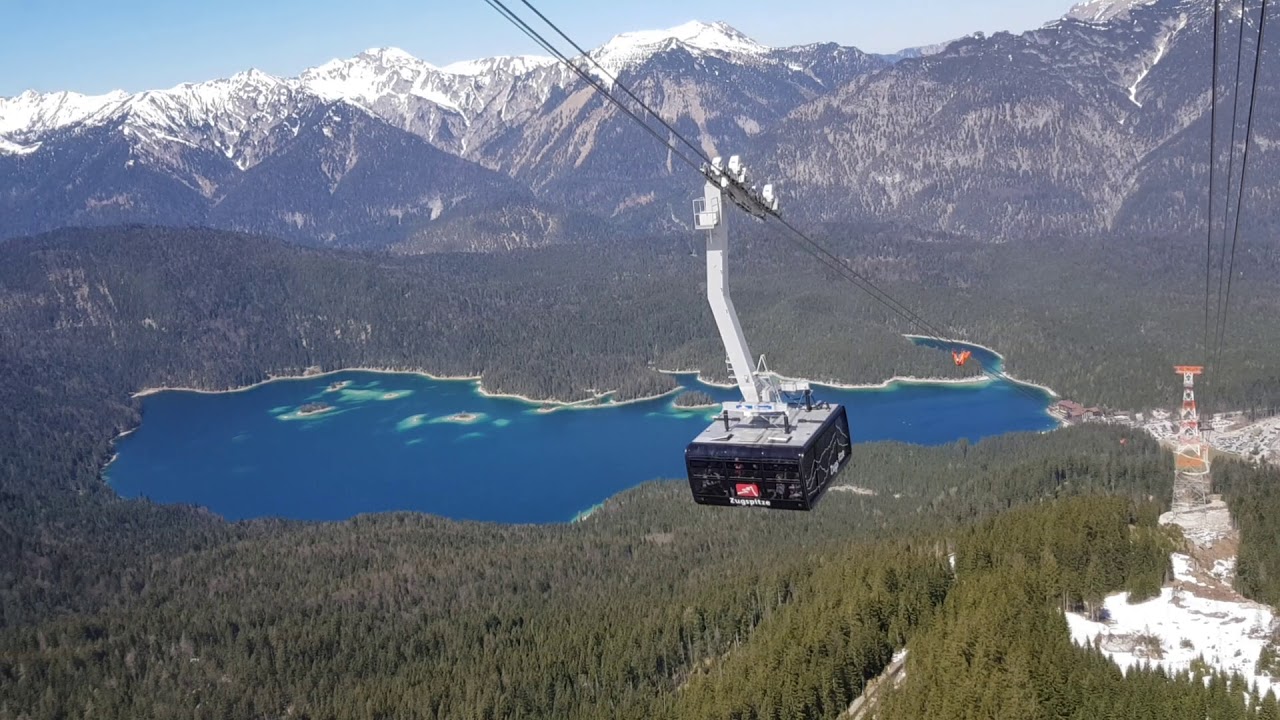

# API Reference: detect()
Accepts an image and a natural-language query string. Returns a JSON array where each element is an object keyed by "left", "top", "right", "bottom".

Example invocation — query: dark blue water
[{"left": 106, "top": 340, "right": 1057, "bottom": 523}]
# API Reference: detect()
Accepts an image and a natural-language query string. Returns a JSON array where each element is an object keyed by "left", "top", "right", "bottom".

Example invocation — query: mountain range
[{"left": 1, "top": 0, "right": 1276, "bottom": 251}]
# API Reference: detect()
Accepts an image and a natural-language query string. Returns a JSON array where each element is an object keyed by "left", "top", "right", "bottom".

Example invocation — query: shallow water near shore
[{"left": 106, "top": 342, "right": 1056, "bottom": 523}]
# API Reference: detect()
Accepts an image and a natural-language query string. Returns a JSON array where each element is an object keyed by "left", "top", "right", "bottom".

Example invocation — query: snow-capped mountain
[
  {"left": 2, "top": 6, "right": 1278, "bottom": 247},
  {"left": 1067, "top": 0, "right": 1161, "bottom": 23},
  {"left": 451, "top": 20, "right": 885, "bottom": 222},
  {"left": 0, "top": 20, "right": 884, "bottom": 246},
  {"left": 761, "top": 0, "right": 1280, "bottom": 239},
  {"left": 588, "top": 20, "right": 769, "bottom": 76},
  {"left": 0, "top": 89, "right": 128, "bottom": 152}
]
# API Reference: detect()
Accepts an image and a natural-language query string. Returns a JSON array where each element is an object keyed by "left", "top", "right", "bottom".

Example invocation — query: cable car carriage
[{"left": 686, "top": 388, "right": 851, "bottom": 511}]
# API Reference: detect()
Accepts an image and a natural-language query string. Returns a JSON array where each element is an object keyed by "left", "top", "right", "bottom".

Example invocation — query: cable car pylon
[{"left": 1171, "top": 365, "right": 1211, "bottom": 510}]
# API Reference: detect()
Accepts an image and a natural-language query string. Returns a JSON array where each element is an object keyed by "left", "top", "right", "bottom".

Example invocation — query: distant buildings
[
  {"left": 1050, "top": 400, "right": 1103, "bottom": 424},
  {"left": 1047, "top": 401, "right": 1277, "bottom": 466}
]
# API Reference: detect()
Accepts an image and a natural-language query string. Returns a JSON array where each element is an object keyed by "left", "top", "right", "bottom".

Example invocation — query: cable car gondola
[{"left": 686, "top": 397, "right": 851, "bottom": 511}]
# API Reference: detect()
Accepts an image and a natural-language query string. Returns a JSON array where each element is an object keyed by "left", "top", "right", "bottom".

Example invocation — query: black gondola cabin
[{"left": 685, "top": 402, "right": 851, "bottom": 511}]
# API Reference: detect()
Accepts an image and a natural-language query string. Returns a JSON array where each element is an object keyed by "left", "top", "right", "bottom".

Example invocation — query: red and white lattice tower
[
  {"left": 1174, "top": 366, "right": 1204, "bottom": 451},
  {"left": 1172, "top": 365, "right": 1210, "bottom": 505}
]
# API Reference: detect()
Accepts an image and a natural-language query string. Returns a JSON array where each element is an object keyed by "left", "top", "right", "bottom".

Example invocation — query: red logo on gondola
[{"left": 735, "top": 483, "right": 760, "bottom": 498}]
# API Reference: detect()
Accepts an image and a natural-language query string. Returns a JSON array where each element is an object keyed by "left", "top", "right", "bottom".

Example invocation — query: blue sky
[{"left": 2, "top": 0, "right": 1076, "bottom": 96}]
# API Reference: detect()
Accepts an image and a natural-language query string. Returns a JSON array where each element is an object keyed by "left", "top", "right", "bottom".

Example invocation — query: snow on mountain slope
[
  {"left": 300, "top": 47, "right": 455, "bottom": 111},
  {"left": 0, "top": 89, "right": 127, "bottom": 147},
  {"left": 1067, "top": 0, "right": 1161, "bottom": 23},
  {"left": 113, "top": 70, "right": 310, "bottom": 172},
  {"left": 590, "top": 20, "right": 769, "bottom": 75},
  {"left": 0, "top": 136, "right": 40, "bottom": 155},
  {"left": 294, "top": 46, "right": 568, "bottom": 152},
  {"left": 0, "top": 71, "right": 310, "bottom": 172},
  {"left": 442, "top": 55, "right": 555, "bottom": 77}
]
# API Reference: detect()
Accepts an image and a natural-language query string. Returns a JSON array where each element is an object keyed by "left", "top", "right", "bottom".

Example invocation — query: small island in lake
[
  {"left": 673, "top": 390, "right": 718, "bottom": 409},
  {"left": 297, "top": 402, "right": 333, "bottom": 416},
  {"left": 430, "top": 412, "right": 486, "bottom": 425},
  {"left": 325, "top": 380, "right": 351, "bottom": 393}
]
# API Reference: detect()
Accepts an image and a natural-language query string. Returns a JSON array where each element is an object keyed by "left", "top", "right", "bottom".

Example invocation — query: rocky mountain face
[
  {"left": 0, "top": 21, "right": 884, "bottom": 249},
  {"left": 1, "top": 5, "right": 1275, "bottom": 249},
  {"left": 763, "top": 0, "right": 1278, "bottom": 240},
  {"left": 0, "top": 89, "right": 550, "bottom": 251}
]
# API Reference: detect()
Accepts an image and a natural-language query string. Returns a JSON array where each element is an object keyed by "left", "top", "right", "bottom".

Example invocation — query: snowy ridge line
[
  {"left": 0, "top": 20, "right": 776, "bottom": 152},
  {"left": 1066, "top": 0, "right": 1161, "bottom": 23},
  {"left": 441, "top": 55, "right": 557, "bottom": 76},
  {"left": 588, "top": 20, "right": 769, "bottom": 76}
]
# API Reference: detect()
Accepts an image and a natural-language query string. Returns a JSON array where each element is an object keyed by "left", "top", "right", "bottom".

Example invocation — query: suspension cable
[
  {"left": 1203, "top": 0, "right": 1223, "bottom": 373},
  {"left": 514, "top": 0, "right": 718, "bottom": 168},
  {"left": 480, "top": 0, "right": 709, "bottom": 179},
  {"left": 1205, "top": 0, "right": 1254, "bottom": 420},
  {"left": 1212, "top": 0, "right": 1270, "bottom": 396}
]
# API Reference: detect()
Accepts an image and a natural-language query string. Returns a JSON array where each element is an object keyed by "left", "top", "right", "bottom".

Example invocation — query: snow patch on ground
[
  {"left": 845, "top": 648, "right": 908, "bottom": 719},
  {"left": 0, "top": 135, "right": 39, "bottom": 155},
  {"left": 829, "top": 485, "right": 877, "bottom": 495},
  {"left": 1127, "top": 14, "right": 1187, "bottom": 107},
  {"left": 1160, "top": 498, "right": 1234, "bottom": 547},
  {"left": 1212, "top": 557, "right": 1238, "bottom": 584},
  {"left": 1066, "top": 553, "right": 1279, "bottom": 695}
]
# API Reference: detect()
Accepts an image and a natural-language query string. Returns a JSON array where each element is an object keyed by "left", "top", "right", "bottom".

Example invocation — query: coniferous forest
[{"left": 2, "top": 226, "right": 1280, "bottom": 718}]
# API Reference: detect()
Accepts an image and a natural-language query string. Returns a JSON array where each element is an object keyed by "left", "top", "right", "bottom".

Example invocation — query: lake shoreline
[
  {"left": 903, "top": 333, "right": 1006, "bottom": 360},
  {"left": 134, "top": 367, "right": 682, "bottom": 411},
  {"left": 474, "top": 383, "right": 681, "bottom": 411},
  {"left": 132, "top": 332, "right": 1057, "bottom": 409},
  {"left": 657, "top": 369, "right": 736, "bottom": 389},
  {"left": 133, "top": 367, "right": 482, "bottom": 399},
  {"left": 902, "top": 334, "right": 1060, "bottom": 399},
  {"left": 111, "top": 352, "right": 1062, "bottom": 525}
]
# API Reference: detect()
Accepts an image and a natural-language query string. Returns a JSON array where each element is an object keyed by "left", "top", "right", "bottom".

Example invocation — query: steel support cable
[
  {"left": 515, "top": 0, "right": 719, "bottom": 169},
  {"left": 1204, "top": 0, "right": 1224, "bottom": 373},
  {"left": 1208, "top": 0, "right": 1253, "bottom": 398},
  {"left": 769, "top": 215, "right": 1050, "bottom": 404},
  {"left": 508, "top": 0, "right": 787, "bottom": 220},
  {"left": 481, "top": 0, "right": 709, "bottom": 179},
  {"left": 488, "top": 0, "right": 1051, "bottom": 404},
  {"left": 1212, "top": 0, "right": 1270, "bottom": 392}
]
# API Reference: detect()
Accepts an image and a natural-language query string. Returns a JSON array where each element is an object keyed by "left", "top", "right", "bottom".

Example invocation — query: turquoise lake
[{"left": 106, "top": 341, "right": 1057, "bottom": 524}]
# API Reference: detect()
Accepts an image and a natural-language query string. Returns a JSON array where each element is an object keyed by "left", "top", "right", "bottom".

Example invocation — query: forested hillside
[
  {"left": 0, "top": 426, "right": 1206, "bottom": 718},
  {"left": 876, "top": 499, "right": 1276, "bottom": 720},
  {"left": 1215, "top": 460, "right": 1280, "bottom": 607},
  {"left": 3, "top": 226, "right": 1280, "bottom": 718},
  {"left": 3, "top": 225, "right": 1278, "bottom": 416}
]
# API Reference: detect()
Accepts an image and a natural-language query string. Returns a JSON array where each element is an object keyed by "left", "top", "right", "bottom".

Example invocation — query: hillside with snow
[{"left": 1067, "top": 499, "right": 1280, "bottom": 695}]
